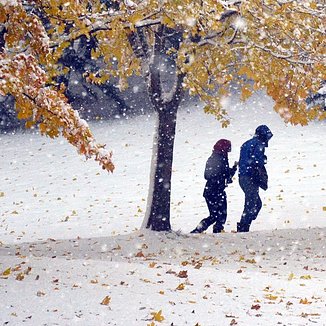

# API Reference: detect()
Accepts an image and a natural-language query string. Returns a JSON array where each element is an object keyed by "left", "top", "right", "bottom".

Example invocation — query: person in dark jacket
[
  {"left": 191, "top": 139, "right": 238, "bottom": 233},
  {"left": 237, "top": 125, "right": 273, "bottom": 232}
]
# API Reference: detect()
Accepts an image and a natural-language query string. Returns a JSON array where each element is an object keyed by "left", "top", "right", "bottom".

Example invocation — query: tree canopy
[{"left": 1, "top": 0, "right": 325, "bottom": 153}]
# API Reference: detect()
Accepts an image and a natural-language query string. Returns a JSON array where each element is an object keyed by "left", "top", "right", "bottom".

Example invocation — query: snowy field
[{"left": 1, "top": 93, "right": 326, "bottom": 325}]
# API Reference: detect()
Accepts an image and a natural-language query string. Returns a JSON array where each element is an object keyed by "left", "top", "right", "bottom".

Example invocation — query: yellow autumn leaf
[
  {"left": 151, "top": 310, "right": 165, "bottom": 322},
  {"left": 299, "top": 298, "right": 312, "bottom": 304},
  {"left": 300, "top": 275, "right": 312, "bottom": 280},
  {"left": 323, "top": 207, "right": 326, "bottom": 211},
  {"left": 309, "top": 2, "right": 317, "bottom": 9},
  {"left": 16, "top": 273, "right": 25, "bottom": 281},
  {"left": 2, "top": 267, "right": 11, "bottom": 276},
  {"left": 245, "top": 258, "right": 256, "bottom": 264},
  {"left": 128, "top": 12, "right": 144, "bottom": 25},
  {"left": 100, "top": 296, "right": 111, "bottom": 305},
  {"left": 176, "top": 283, "right": 185, "bottom": 290},
  {"left": 162, "top": 15, "right": 175, "bottom": 28},
  {"left": 0, "top": 9, "right": 6, "bottom": 24},
  {"left": 25, "top": 121, "right": 35, "bottom": 129},
  {"left": 288, "top": 272, "right": 295, "bottom": 280},
  {"left": 238, "top": 66, "right": 255, "bottom": 79},
  {"left": 0, "top": 192, "right": 4, "bottom": 197},
  {"left": 241, "top": 85, "right": 253, "bottom": 101},
  {"left": 265, "top": 294, "right": 278, "bottom": 300}
]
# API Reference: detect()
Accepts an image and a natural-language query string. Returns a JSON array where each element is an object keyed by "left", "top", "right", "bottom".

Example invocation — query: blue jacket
[{"left": 238, "top": 137, "right": 268, "bottom": 189}]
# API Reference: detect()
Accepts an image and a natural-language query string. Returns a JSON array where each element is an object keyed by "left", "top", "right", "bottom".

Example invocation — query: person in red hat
[{"left": 191, "top": 139, "right": 238, "bottom": 233}]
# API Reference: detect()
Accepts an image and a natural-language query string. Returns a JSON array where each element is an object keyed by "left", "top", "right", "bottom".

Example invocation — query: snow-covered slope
[
  {"left": 0, "top": 93, "right": 325, "bottom": 242},
  {"left": 1, "top": 93, "right": 325, "bottom": 325}
]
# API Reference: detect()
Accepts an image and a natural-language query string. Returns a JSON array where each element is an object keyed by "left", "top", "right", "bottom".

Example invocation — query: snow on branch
[{"left": 0, "top": 52, "right": 114, "bottom": 172}]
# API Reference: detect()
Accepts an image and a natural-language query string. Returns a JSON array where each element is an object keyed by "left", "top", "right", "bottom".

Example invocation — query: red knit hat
[{"left": 213, "top": 139, "right": 231, "bottom": 153}]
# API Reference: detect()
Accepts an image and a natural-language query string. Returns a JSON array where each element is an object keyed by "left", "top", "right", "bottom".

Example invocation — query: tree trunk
[
  {"left": 144, "top": 104, "right": 177, "bottom": 231},
  {"left": 137, "top": 23, "right": 184, "bottom": 231}
]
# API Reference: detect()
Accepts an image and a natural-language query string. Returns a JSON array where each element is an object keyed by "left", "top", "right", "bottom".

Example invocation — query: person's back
[
  {"left": 204, "top": 151, "right": 229, "bottom": 197},
  {"left": 239, "top": 137, "right": 266, "bottom": 178}
]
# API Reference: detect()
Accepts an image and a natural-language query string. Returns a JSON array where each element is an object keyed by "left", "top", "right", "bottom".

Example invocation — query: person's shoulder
[{"left": 242, "top": 137, "right": 255, "bottom": 148}]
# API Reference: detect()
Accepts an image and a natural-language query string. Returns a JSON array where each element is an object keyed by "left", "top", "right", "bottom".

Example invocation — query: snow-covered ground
[{"left": 1, "top": 93, "right": 325, "bottom": 325}]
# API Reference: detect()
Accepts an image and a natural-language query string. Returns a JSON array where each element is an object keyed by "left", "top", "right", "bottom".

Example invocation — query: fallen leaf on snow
[
  {"left": 148, "top": 262, "right": 156, "bottom": 268},
  {"left": 2, "top": 267, "right": 11, "bottom": 277},
  {"left": 177, "top": 270, "right": 188, "bottom": 278},
  {"left": 288, "top": 272, "right": 295, "bottom": 280},
  {"left": 299, "top": 298, "right": 312, "bottom": 305},
  {"left": 301, "top": 312, "right": 321, "bottom": 317},
  {"left": 265, "top": 294, "right": 278, "bottom": 301},
  {"left": 151, "top": 309, "right": 165, "bottom": 322},
  {"left": 136, "top": 251, "right": 145, "bottom": 257},
  {"left": 245, "top": 258, "right": 257, "bottom": 264},
  {"left": 176, "top": 283, "right": 185, "bottom": 290},
  {"left": 101, "top": 296, "right": 111, "bottom": 305},
  {"left": 251, "top": 304, "right": 261, "bottom": 310},
  {"left": 194, "top": 263, "right": 202, "bottom": 269},
  {"left": 15, "top": 273, "right": 24, "bottom": 281}
]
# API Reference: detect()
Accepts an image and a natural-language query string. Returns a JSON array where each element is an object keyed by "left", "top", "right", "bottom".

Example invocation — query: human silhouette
[
  {"left": 191, "top": 139, "right": 237, "bottom": 233},
  {"left": 237, "top": 125, "right": 273, "bottom": 232}
]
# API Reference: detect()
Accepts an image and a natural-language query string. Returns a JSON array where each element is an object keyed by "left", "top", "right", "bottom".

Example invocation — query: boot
[
  {"left": 237, "top": 222, "right": 250, "bottom": 233},
  {"left": 213, "top": 223, "right": 224, "bottom": 233},
  {"left": 190, "top": 219, "right": 210, "bottom": 234}
]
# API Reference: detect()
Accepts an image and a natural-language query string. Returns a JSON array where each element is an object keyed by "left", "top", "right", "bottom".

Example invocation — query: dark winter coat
[
  {"left": 203, "top": 151, "right": 236, "bottom": 199},
  {"left": 238, "top": 137, "right": 268, "bottom": 190}
]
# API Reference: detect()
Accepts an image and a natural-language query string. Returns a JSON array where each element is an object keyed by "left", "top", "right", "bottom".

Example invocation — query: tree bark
[
  {"left": 138, "top": 23, "right": 184, "bottom": 231},
  {"left": 145, "top": 103, "right": 177, "bottom": 231}
]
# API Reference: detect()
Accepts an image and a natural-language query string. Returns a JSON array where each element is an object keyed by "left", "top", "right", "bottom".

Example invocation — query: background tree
[{"left": 1, "top": 0, "right": 325, "bottom": 231}]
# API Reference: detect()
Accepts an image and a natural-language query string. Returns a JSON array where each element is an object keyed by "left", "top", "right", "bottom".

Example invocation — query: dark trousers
[
  {"left": 238, "top": 176, "right": 262, "bottom": 231},
  {"left": 193, "top": 191, "right": 227, "bottom": 233}
]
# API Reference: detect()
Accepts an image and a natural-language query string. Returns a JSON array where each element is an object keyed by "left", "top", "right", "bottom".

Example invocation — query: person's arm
[
  {"left": 230, "top": 161, "right": 238, "bottom": 176},
  {"left": 226, "top": 160, "right": 237, "bottom": 184}
]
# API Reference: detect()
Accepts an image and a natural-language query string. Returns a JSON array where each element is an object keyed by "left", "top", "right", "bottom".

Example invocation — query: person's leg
[
  {"left": 191, "top": 197, "right": 218, "bottom": 233},
  {"left": 213, "top": 191, "right": 227, "bottom": 233},
  {"left": 238, "top": 177, "right": 261, "bottom": 232}
]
